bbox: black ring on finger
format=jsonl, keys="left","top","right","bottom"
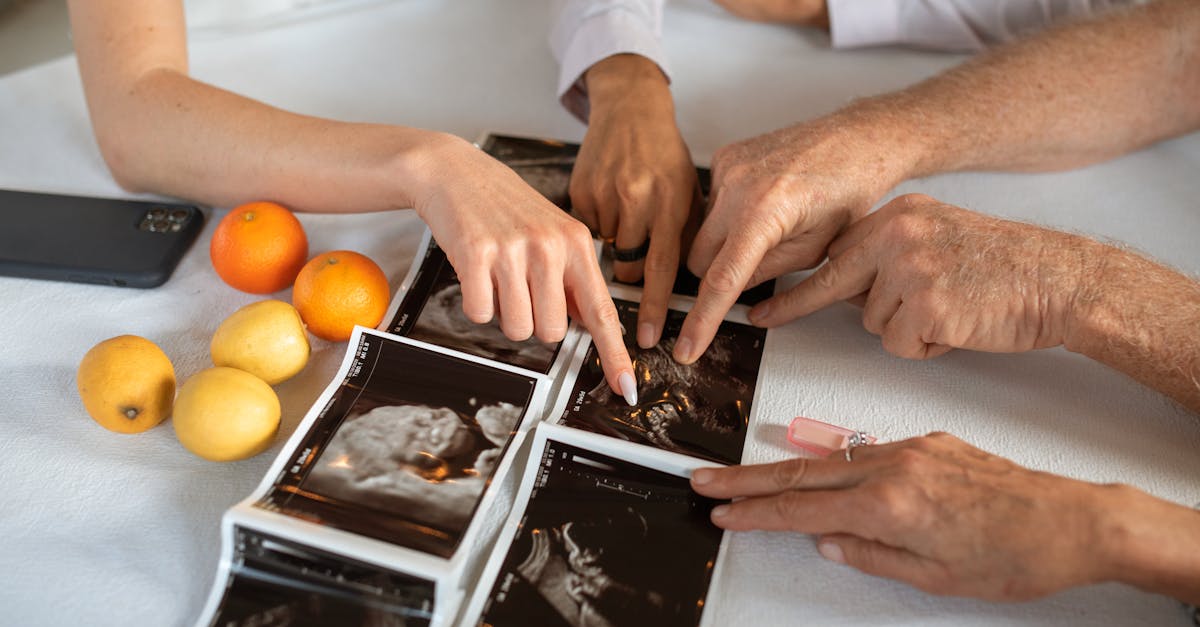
{"left": 612, "top": 238, "right": 650, "bottom": 262}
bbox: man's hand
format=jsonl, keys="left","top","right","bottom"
{"left": 713, "top": 0, "right": 829, "bottom": 28}
{"left": 746, "top": 193, "right": 1100, "bottom": 359}
{"left": 676, "top": 113, "right": 913, "bottom": 363}
{"left": 574, "top": 54, "right": 697, "bottom": 349}
{"left": 414, "top": 133, "right": 637, "bottom": 403}
{"left": 690, "top": 433, "right": 1189, "bottom": 601}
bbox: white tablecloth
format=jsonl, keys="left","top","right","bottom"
{"left": 1, "top": 1, "right": 1198, "bottom": 625}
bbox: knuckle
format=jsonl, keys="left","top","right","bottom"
{"left": 589, "top": 300, "right": 623, "bottom": 332}
{"left": 812, "top": 261, "right": 840, "bottom": 291}
{"left": 702, "top": 262, "right": 744, "bottom": 295}
{"left": 887, "top": 211, "right": 934, "bottom": 243}
{"left": 566, "top": 221, "right": 596, "bottom": 248}
{"left": 768, "top": 459, "right": 810, "bottom": 491}
{"left": 893, "top": 192, "right": 936, "bottom": 210}
{"left": 615, "top": 172, "right": 655, "bottom": 206}
{"left": 770, "top": 493, "right": 802, "bottom": 527}
{"left": 892, "top": 447, "right": 930, "bottom": 475}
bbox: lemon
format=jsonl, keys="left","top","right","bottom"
{"left": 173, "top": 366, "right": 281, "bottom": 462}
{"left": 77, "top": 335, "right": 175, "bottom": 434}
{"left": 211, "top": 300, "right": 310, "bottom": 385}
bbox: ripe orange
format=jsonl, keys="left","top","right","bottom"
{"left": 210, "top": 201, "right": 308, "bottom": 294}
{"left": 292, "top": 250, "right": 390, "bottom": 341}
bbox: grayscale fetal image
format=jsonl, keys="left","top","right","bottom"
{"left": 258, "top": 332, "right": 538, "bottom": 558}
{"left": 558, "top": 299, "right": 765, "bottom": 464}
{"left": 479, "top": 439, "right": 724, "bottom": 627}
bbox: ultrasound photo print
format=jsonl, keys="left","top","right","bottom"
{"left": 479, "top": 439, "right": 724, "bottom": 627}
{"left": 210, "top": 526, "right": 435, "bottom": 627}
{"left": 385, "top": 237, "right": 563, "bottom": 375}
{"left": 557, "top": 299, "right": 765, "bottom": 465}
{"left": 479, "top": 135, "right": 578, "bottom": 210}
{"left": 259, "top": 332, "right": 539, "bottom": 558}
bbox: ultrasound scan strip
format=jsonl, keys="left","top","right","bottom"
{"left": 206, "top": 525, "right": 436, "bottom": 627}
{"left": 254, "top": 329, "right": 544, "bottom": 559}
{"left": 552, "top": 295, "right": 766, "bottom": 465}
{"left": 471, "top": 432, "right": 724, "bottom": 627}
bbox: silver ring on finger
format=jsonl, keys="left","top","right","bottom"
{"left": 844, "top": 431, "right": 872, "bottom": 462}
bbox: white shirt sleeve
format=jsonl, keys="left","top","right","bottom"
{"left": 828, "top": 0, "right": 1145, "bottom": 51}
{"left": 549, "top": 0, "right": 669, "bottom": 121}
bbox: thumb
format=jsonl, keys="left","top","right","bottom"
{"left": 817, "top": 534, "right": 945, "bottom": 593}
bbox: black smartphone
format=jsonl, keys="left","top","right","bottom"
{"left": 0, "top": 188, "right": 205, "bottom": 288}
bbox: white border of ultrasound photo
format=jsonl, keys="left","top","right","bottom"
{"left": 459, "top": 422, "right": 732, "bottom": 627}
{"left": 194, "top": 327, "right": 548, "bottom": 627}
{"left": 545, "top": 282, "right": 763, "bottom": 464}
{"left": 379, "top": 227, "right": 582, "bottom": 380}
{"left": 194, "top": 500, "right": 467, "bottom": 627}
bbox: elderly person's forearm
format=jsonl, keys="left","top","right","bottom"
{"left": 842, "top": 0, "right": 1200, "bottom": 182}
{"left": 1063, "top": 243, "right": 1200, "bottom": 414}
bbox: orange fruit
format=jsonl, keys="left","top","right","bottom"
{"left": 292, "top": 250, "right": 390, "bottom": 341}
{"left": 210, "top": 201, "right": 308, "bottom": 294}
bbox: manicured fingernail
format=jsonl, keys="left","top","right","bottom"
{"left": 637, "top": 322, "right": 656, "bottom": 348}
{"left": 673, "top": 337, "right": 693, "bottom": 363}
{"left": 711, "top": 504, "right": 729, "bottom": 519}
{"left": 818, "top": 541, "right": 846, "bottom": 564}
{"left": 749, "top": 302, "right": 769, "bottom": 325}
{"left": 691, "top": 469, "right": 713, "bottom": 486}
{"left": 619, "top": 371, "right": 638, "bottom": 406}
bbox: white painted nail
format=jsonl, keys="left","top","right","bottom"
{"left": 619, "top": 371, "right": 638, "bottom": 406}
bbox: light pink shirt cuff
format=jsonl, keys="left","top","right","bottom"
{"left": 552, "top": 8, "right": 670, "bottom": 121}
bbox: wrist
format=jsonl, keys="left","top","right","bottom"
{"left": 1061, "top": 240, "right": 1124, "bottom": 357}
{"left": 1090, "top": 484, "right": 1200, "bottom": 603}
{"left": 813, "top": 101, "right": 923, "bottom": 195}
{"left": 390, "top": 130, "right": 476, "bottom": 221}
{"left": 584, "top": 54, "right": 672, "bottom": 116}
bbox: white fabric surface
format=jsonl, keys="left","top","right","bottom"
{"left": 0, "top": 0, "right": 1198, "bottom": 625}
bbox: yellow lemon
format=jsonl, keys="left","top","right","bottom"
{"left": 211, "top": 299, "right": 310, "bottom": 385}
{"left": 173, "top": 367, "right": 281, "bottom": 462}
{"left": 77, "top": 335, "right": 175, "bottom": 434}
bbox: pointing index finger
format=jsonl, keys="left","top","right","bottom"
{"left": 675, "top": 223, "right": 771, "bottom": 363}
{"left": 566, "top": 251, "right": 637, "bottom": 405}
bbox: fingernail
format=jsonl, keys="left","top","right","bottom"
{"left": 818, "top": 540, "right": 846, "bottom": 564}
{"left": 637, "top": 322, "right": 656, "bottom": 349}
{"left": 711, "top": 504, "right": 729, "bottom": 519}
{"left": 691, "top": 469, "right": 713, "bottom": 486}
{"left": 673, "top": 337, "right": 693, "bottom": 363}
{"left": 619, "top": 371, "right": 638, "bottom": 406}
{"left": 749, "top": 302, "right": 769, "bottom": 325}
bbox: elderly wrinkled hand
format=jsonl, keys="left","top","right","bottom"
{"left": 748, "top": 193, "right": 1101, "bottom": 359}
{"left": 690, "top": 432, "right": 1150, "bottom": 601}
{"left": 676, "top": 115, "right": 905, "bottom": 364}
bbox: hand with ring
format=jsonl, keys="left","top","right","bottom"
{"left": 571, "top": 53, "right": 699, "bottom": 349}
{"left": 690, "top": 432, "right": 1200, "bottom": 603}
